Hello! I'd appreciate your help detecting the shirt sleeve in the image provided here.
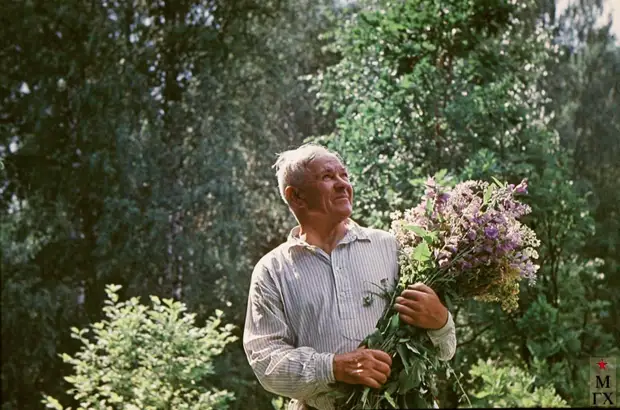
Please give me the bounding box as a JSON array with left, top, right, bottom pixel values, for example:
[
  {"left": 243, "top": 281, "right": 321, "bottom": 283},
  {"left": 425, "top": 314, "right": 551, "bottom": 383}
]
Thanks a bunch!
[
  {"left": 426, "top": 310, "right": 457, "bottom": 361},
  {"left": 243, "top": 263, "right": 336, "bottom": 401}
]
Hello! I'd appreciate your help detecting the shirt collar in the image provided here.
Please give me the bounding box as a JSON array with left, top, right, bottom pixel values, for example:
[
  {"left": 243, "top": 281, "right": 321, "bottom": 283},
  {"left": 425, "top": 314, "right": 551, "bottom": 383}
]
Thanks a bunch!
[{"left": 286, "top": 219, "right": 370, "bottom": 249}]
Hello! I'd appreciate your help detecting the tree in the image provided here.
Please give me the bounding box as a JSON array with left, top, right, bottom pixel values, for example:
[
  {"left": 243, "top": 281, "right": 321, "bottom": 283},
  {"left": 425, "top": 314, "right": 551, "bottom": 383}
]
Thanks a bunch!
[
  {"left": 1, "top": 1, "right": 339, "bottom": 408},
  {"left": 310, "top": 0, "right": 556, "bottom": 228},
  {"left": 541, "top": 0, "right": 620, "bottom": 347}
]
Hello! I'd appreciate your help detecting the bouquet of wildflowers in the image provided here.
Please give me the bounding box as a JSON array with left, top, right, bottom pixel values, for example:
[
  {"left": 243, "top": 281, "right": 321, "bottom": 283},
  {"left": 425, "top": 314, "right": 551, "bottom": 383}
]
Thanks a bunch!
[{"left": 334, "top": 177, "right": 541, "bottom": 409}]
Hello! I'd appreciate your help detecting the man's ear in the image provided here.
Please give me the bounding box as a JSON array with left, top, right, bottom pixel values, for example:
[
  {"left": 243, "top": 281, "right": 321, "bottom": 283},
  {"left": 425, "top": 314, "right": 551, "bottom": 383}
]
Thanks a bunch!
[{"left": 284, "top": 186, "right": 305, "bottom": 208}]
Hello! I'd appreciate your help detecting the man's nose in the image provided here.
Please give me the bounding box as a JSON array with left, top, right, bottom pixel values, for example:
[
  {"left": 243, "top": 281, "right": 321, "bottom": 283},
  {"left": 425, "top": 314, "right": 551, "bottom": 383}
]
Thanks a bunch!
[{"left": 334, "top": 176, "right": 351, "bottom": 190}]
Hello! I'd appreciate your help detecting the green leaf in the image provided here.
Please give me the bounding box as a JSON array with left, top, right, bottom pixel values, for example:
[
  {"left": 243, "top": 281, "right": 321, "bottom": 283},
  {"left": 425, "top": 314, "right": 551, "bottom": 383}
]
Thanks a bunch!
[
  {"left": 406, "top": 343, "right": 420, "bottom": 355},
  {"left": 361, "top": 387, "right": 370, "bottom": 406},
  {"left": 398, "top": 367, "right": 418, "bottom": 394},
  {"left": 435, "top": 169, "right": 448, "bottom": 180},
  {"left": 389, "top": 313, "right": 400, "bottom": 332},
  {"left": 404, "top": 225, "right": 430, "bottom": 237},
  {"left": 483, "top": 184, "right": 495, "bottom": 205},
  {"left": 397, "top": 344, "right": 411, "bottom": 374},
  {"left": 491, "top": 176, "right": 504, "bottom": 188},
  {"left": 412, "top": 242, "right": 431, "bottom": 262},
  {"left": 411, "top": 360, "right": 426, "bottom": 386},
  {"left": 425, "top": 199, "right": 434, "bottom": 215},
  {"left": 384, "top": 391, "right": 398, "bottom": 408},
  {"left": 385, "top": 380, "right": 399, "bottom": 395},
  {"left": 403, "top": 225, "right": 437, "bottom": 244},
  {"left": 365, "top": 329, "right": 384, "bottom": 348}
]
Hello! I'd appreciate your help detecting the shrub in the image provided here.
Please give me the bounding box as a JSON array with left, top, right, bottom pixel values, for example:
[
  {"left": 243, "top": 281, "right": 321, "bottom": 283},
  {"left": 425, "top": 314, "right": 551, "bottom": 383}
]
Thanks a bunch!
[
  {"left": 43, "top": 284, "right": 237, "bottom": 410},
  {"left": 466, "top": 358, "right": 568, "bottom": 408}
]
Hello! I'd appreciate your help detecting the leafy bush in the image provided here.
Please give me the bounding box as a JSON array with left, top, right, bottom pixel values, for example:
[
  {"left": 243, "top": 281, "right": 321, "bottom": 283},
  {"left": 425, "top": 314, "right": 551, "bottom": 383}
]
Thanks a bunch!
[
  {"left": 43, "top": 284, "right": 237, "bottom": 410},
  {"left": 466, "top": 358, "right": 568, "bottom": 408}
]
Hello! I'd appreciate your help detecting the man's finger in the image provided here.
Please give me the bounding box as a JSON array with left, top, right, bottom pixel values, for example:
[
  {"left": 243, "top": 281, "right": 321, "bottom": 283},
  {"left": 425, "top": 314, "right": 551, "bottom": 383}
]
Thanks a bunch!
[
  {"left": 361, "top": 376, "right": 382, "bottom": 389},
  {"left": 373, "top": 360, "right": 391, "bottom": 377},
  {"left": 400, "top": 289, "right": 428, "bottom": 300},
  {"left": 398, "top": 312, "right": 417, "bottom": 326},
  {"left": 363, "top": 368, "right": 388, "bottom": 385},
  {"left": 394, "top": 303, "right": 419, "bottom": 325},
  {"left": 396, "top": 296, "right": 423, "bottom": 311},
  {"left": 408, "top": 283, "right": 432, "bottom": 293},
  {"left": 394, "top": 302, "right": 418, "bottom": 316},
  {"left": 371, "top": 369, "right": 389, "bottom": 385},
  {"left": 369, "top": 349, "right": 392, "bottom": 366}
]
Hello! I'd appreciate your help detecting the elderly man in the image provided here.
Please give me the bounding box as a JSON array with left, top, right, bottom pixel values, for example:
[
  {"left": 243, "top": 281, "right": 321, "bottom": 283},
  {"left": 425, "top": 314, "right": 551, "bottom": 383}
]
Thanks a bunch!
[{"left": 243, "top": 143, "right": 456, "bottom": 410}]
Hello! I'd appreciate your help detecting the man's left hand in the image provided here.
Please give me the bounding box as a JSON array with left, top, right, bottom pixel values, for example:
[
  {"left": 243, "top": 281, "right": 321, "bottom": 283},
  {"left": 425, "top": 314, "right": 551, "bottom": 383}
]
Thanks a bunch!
[{"left": 394, "top": 283, "right": 448, "bottom": 330}]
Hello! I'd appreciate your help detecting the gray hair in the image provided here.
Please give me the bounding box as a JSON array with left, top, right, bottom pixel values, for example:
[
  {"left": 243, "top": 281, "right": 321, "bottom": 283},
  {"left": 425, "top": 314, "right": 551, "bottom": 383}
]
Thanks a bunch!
[{"left": 273, "top": 143, "right": 344, "bottom": 204}]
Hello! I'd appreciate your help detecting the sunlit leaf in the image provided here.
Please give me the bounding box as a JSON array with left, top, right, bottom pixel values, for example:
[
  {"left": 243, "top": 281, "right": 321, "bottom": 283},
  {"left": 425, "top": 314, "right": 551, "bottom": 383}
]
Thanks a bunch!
[{"left": 412, "top": 242, "right": 431, "bottom": 262}]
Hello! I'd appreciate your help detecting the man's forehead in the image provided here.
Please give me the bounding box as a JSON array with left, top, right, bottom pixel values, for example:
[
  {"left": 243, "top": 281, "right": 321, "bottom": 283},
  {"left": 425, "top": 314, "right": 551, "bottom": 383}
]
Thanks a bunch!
[{"left": 308, "top": 155, "right": 346, "bottom": 172}]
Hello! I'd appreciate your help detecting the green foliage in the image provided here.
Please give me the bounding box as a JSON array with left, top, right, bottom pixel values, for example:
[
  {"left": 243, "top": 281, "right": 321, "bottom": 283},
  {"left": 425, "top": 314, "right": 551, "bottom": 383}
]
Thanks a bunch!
[
  {"left": 467, "top": 358, "right": 568, "bottom": 408},
  {"left": 270, "top": 396, "right": 289, "bottom": 410},
  {"left": 544, "top": 0, "right": 620, "bottom": 349},
  {"left": 42, "top": 285, "right": 237, "bottom": 410},
  {"left": 311, "top": 0, "right": 556, "bottom": 228},
  {"left": 1, "top": 1, "right": 338, "bottom": 408}
]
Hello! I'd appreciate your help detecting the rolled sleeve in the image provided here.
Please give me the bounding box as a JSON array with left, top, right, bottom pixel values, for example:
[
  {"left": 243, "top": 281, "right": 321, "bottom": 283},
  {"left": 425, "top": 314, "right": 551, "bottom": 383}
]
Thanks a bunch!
[
  {"left": 315, "top": 352, "right": 336, "bottom": 385},
  {"left": 427, "top": 311, "right": 457, "bottom": 361},
  {"left": 243, "top": 264, "right": 336, "bottom": 400}
]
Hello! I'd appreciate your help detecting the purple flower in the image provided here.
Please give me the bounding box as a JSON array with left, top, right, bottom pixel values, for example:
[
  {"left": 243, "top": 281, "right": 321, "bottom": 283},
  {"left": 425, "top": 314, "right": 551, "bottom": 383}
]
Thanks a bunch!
[
  {"left": 484, "top": 226, "right": 499, "bottom": 239},
  {"left": 497, "top": 242, "right": 514, "bottom": 253},
  {"left": 390, "top": 176, "right": 540, "bottom": 312},
  {"left": 515, "top": 179, "right": 528, "bottom": 194}
]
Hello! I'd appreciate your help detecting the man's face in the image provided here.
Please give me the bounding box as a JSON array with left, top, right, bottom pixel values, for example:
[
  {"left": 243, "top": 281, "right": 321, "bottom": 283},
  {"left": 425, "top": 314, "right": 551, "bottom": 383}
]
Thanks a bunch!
[{"left": 297, "top": 155, "right": 353, "bottom": 222}]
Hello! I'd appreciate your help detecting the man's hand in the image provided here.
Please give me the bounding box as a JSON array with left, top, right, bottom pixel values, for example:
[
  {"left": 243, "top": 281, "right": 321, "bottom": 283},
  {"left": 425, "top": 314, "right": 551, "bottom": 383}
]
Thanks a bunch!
[
  {"left": 394, "top": 283, "right": 448, "bottom": 330},
  {"left": 333, "top": 348, "right": 392, "bottom": 389}
]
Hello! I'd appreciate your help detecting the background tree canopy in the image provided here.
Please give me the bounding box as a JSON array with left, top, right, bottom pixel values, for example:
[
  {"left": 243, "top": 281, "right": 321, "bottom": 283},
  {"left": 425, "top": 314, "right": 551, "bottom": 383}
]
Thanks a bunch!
[{"left": 1, "top": 0, "right": 618, "bottom": 409}]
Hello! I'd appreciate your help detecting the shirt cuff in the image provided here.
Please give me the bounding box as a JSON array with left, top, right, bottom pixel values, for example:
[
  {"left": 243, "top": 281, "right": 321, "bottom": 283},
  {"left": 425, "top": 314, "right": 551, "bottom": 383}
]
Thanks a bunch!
[
  {"left": 316, "top": 352, "right": 336, "bottom": 386},
  {"left": 427, "top": 310, "right": 454, "bottom": 341}
]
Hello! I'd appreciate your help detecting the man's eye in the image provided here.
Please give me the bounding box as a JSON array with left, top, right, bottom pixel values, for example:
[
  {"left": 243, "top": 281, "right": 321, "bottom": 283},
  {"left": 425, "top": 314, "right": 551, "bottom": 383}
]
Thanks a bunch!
[{"left": 323, "top": 174, "right": 333, "bottom": 180}]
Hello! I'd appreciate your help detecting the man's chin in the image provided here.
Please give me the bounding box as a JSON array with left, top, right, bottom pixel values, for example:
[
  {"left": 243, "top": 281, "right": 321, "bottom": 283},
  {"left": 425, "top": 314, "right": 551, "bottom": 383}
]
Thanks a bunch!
[
  {"left": 335, "top": 208, "right": 352, "bottom": 222},
  {"left": 306, "top": 208, "right": 352, "bottom": 224}
]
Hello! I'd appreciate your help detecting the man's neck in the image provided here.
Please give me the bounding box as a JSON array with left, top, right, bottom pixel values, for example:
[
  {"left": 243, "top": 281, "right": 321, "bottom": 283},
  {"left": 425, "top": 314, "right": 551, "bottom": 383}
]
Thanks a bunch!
[{"left": 298, "top": 219, "right": 349, "bottom": 255}]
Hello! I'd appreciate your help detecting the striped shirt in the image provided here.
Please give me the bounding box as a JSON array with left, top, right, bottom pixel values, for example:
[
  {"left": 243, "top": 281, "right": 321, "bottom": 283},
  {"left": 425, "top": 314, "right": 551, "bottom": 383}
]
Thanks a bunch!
[{"left": 243, "top": 220, "right": 456, "bottom": 410}]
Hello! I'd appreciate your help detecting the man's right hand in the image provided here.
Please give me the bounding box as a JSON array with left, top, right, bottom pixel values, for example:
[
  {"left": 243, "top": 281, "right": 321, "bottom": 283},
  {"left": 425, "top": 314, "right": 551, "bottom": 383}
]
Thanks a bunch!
[{"left": 332, "top": 348, "right": 392, "bottom": 389}]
